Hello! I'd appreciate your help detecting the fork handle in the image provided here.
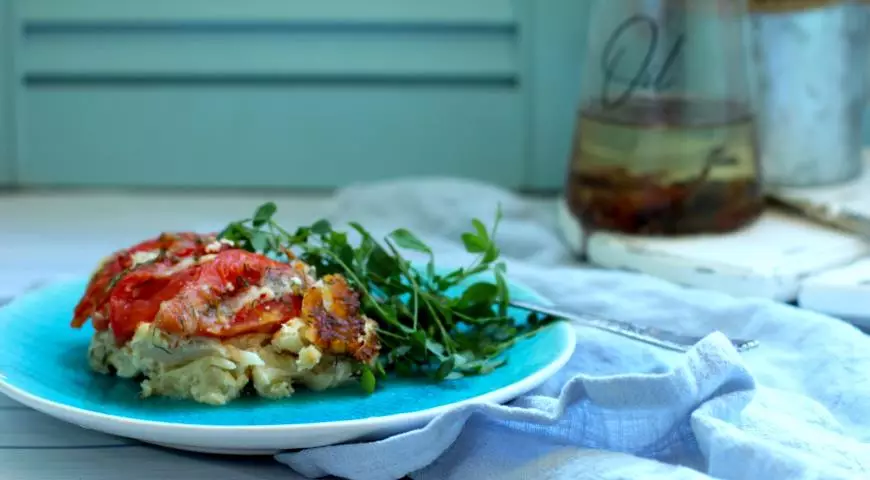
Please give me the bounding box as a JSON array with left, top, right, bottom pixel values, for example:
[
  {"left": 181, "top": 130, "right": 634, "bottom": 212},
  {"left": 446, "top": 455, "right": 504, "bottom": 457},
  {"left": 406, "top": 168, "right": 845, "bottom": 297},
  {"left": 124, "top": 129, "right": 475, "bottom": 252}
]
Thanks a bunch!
[{"left": 510, "top": 300, "right": 759, "bottom": 353}]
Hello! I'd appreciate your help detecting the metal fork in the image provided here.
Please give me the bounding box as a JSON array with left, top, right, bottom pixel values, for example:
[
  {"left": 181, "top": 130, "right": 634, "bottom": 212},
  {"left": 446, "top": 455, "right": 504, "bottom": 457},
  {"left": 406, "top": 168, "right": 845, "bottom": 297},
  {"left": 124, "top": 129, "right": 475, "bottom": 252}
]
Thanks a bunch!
[{"left": 510, "top": 300, "right": 759, "bottom": 353}]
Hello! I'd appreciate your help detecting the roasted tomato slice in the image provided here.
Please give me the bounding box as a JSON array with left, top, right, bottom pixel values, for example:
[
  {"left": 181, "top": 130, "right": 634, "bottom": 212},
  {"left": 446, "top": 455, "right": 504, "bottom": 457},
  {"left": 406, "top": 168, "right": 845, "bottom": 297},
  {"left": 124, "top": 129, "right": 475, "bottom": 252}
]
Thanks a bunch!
[
  {"left": 105, "top": 262, "right": 205, "bottom": 344},
  {"left": 222, "top": 295, "right": 304, "bottom": 338},
  {"left": 71, "top": 232, "right": 230, "bottom": 330},
  {"left": 152, "top": 250, "right": 308, "bottom": 339}
]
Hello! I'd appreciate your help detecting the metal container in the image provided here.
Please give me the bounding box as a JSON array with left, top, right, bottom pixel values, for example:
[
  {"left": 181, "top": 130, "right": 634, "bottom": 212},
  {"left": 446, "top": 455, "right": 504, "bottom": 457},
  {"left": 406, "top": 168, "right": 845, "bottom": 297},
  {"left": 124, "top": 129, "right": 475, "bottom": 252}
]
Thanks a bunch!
[{"left": 750, "top": 0, "right": 869, "bottom": 187}]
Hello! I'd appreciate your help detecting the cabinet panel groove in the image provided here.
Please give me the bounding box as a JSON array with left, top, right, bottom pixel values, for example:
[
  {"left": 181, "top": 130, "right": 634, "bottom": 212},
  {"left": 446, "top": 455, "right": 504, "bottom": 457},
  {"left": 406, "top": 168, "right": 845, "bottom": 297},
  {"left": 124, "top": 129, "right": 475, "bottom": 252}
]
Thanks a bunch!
[
  {"left": 20, "top": 0, "right": 515, "bottom": 26},
  {"left": 21, "top": 9, "right": 518, "bottom": 83},
  {"left": 25, "top": 76, "right": 518, "bottom": 88}
]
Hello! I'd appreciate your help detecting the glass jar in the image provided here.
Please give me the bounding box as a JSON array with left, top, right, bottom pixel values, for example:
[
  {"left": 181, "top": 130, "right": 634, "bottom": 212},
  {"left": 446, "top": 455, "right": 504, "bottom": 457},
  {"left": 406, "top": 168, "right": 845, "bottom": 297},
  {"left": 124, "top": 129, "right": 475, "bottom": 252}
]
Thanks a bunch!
[{"left": 563, "top": 0, "right": 765, "bottom": 236}]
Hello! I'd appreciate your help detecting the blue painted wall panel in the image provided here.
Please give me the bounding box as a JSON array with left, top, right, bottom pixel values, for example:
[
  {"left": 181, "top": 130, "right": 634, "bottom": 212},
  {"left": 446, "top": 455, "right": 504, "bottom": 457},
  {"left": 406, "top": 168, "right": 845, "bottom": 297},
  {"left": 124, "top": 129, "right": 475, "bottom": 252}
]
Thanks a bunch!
[
  {"left": 525, "top": 0, "right": 589, "bottom": 190},
  {"left": 22, "top": 86, "right": 524, "bottom": 188},
  {"left": 7, "top": 0, "right": 869, "bottom": 190},
  {"left": 14, "top": 0, "right": 527, "bottom": 189},
  {"left": 0, "top": 0, "right": 15, "bottom": 185}
]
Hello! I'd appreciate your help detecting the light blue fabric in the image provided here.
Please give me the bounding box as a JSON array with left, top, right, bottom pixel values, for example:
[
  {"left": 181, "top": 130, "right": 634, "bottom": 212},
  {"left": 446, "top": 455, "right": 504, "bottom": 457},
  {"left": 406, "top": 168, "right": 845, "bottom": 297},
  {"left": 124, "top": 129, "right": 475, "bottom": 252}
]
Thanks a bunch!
[{"left": 274, "top": 179, "right": 870, "bottom": 480}]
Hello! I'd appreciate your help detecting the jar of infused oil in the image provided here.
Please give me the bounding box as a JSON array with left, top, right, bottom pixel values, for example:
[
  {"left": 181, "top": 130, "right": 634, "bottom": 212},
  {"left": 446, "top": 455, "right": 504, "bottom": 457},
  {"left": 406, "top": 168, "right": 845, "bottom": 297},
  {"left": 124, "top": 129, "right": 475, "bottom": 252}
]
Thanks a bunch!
[{"left": 563, "top": 0, "right": 765, "bottom": 236}]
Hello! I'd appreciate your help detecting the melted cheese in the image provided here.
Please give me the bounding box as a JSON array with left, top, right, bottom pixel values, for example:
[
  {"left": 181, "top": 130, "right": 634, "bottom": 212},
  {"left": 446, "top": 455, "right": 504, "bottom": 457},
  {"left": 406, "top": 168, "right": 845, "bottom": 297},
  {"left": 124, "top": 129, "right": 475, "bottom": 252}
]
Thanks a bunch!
[
  {"left": 88, "top": 322, "right": 355, "bottom": 406},
  {"left": 130, "top": 250, "right": 160, "bottom": 268}
]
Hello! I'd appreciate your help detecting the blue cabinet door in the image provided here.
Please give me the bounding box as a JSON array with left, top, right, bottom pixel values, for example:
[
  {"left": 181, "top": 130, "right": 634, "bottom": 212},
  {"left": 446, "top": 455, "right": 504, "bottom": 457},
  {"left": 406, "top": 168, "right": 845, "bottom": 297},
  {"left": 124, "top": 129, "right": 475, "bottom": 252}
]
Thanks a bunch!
[
  {"left": 3, "top": 0, "right": 604, "bottom": 190},
  {"left": 5, "top": 1, "right": 868, "bottom": 190},
  {"left": 524, "top": 0, "right": 589, "bottom": 190},
  {"left": 0, "top": 0, "right": 15, "bottom": 185},
  {"left": 12, "top": 0, "right": 530, "bottom": 189}
]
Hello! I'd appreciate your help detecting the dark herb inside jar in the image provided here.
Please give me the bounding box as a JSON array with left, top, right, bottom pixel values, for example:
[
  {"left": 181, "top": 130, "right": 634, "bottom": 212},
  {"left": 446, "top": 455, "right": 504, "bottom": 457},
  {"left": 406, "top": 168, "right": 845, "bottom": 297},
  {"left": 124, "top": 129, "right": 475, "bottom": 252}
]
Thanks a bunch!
[{"left": 565, "top": 97, "right": 764, "bottom": 235}]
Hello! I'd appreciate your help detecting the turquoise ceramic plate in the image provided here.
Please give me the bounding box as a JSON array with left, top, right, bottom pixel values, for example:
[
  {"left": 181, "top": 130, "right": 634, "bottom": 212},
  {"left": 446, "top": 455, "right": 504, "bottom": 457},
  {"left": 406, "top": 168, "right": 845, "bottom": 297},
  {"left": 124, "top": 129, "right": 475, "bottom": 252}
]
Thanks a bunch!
[{"left": 0, "top": 277, "right": 574, "bottom": 454}]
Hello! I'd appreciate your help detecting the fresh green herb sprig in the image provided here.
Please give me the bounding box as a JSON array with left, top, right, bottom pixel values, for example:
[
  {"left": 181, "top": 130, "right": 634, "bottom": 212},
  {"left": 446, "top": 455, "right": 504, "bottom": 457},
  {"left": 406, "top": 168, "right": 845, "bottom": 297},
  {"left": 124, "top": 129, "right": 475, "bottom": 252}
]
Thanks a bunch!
[{"left": 219, "top": 202, "right": 555, "bottom": 393}]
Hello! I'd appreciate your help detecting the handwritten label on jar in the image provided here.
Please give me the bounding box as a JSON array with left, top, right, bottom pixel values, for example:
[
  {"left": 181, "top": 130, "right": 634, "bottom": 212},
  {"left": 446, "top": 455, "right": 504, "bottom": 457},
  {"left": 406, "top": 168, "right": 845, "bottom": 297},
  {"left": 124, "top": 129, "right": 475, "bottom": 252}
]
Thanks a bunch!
[{"left": 600, "top": 15, "right": 685, "bottom": 110}]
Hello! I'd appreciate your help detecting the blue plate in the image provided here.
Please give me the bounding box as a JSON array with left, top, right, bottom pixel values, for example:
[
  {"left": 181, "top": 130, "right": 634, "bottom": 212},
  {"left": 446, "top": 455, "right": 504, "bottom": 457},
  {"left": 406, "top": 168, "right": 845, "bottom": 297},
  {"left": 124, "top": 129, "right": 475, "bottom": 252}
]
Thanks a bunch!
[{"left": 0, "top": 277, "right": 574, "bottom": 454}]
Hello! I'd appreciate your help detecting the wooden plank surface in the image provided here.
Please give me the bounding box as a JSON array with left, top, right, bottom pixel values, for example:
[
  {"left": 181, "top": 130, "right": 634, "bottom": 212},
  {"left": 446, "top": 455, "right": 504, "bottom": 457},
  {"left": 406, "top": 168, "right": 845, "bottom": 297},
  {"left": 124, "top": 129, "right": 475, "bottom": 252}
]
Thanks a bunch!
[{"left": 0, "top": 400, "right": 299, "bottom": 480}]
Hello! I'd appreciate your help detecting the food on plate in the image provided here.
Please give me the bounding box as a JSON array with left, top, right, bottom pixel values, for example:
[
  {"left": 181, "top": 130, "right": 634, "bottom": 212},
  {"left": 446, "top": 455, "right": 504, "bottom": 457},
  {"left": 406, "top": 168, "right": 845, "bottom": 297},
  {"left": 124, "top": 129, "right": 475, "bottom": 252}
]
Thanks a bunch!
[
  {"left": 76, "top": 233, "right": 378, "bottom": 405},
  {"left": 72, "top": 204, "right": 555, "bottom": 405}
]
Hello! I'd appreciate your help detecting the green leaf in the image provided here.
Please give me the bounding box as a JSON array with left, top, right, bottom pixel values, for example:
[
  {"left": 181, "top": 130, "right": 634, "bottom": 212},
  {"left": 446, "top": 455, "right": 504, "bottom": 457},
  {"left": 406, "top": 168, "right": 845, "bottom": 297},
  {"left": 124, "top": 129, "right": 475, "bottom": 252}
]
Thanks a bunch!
[
  {"left": 363, "top": 297, "right": 393, "bottom": 322},
  {"left": 250, "top": 231, "right": 269, "bottom": 253},
  {"left": 426, "top": 261, "right": 436, "bottom": 284},
  {"left": 443, "top": 267, "right": 464, "bottom": 280},
  {"left": 494, "top": 269, "right": 509, "bottom": 317},
  {"left": 311, "top": 219, "right": 332, "bottom": 235},
  {"left": 328, "top": 231, "right": 348, "bottom": 247},
  {"left": 360, "top": 367, "right": 376, "bottom": 394},
  {"left": 494, "top": 204, "right": 504, "bottom": 229},
  {"left": 367, "top": 245, "right": 399, "bottom": 279},
  {"left": 471, "top": 219, "right": 489, "bottom": 242},
  {"left": 395, "top": 360, "right": 413, "bottom": 377},
  {"left": 438, "top": 303, "right": 454, "bottom": 328},
  {"left": 434, "top": 356, "right": 456, "bottom": 381},
  {"left": 461, "top": 233, "right": 487, "bottom": 253},
  {"left": 481, "top": 344, "right": 501, "bottom": 356},
  {"left": 216, "top": 223, "right": 237, "bottom": 241},
  {"left": 389, "top": 228, "right": 432, "bottom": 254},
  {"left": 389, "top": 345, "right": 412, "bottom": 361},
  {"left": 374, "top": 361, "right": 387, "bottom": 379},
  {"left": 480, "top": 358, "right": 507, "bottom": 374},
  {"left": 411, "top": 330, "right": 427, "bottom": 347},
  {"left": 456, "top": 360, "right": 483, "bottom": 375},
  {"left": 348, "top": 222, "right": 377, "bottom": 244},
  {"left": 482, "top": 245, "right": 500, "bottom": 264},
  {"left": 425, "top": 339, "right": 446, "bottom": 359},
  {"left": 452, "top": 352, "right": 470, "bottom": 367},
  {"left": 338, "top": 243, "right": 355, "bottom": 268},
  {"left": 252, "top": 202, "right": 277, "bottom": 227},
  {"left": 459, "top": 282, "right": 499, "bottom": 307},
  {"left": 217, "top": 223, "right": 253, "bottom": 249},
  {"left": 437, "top": 267, "right": 465, "bottom": 290},
  {"left": 355, "top": 235, "right": 376, "bottom": 266},
  {"left": 290, "top": 226, "right": 310, "bottom": 243}
]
